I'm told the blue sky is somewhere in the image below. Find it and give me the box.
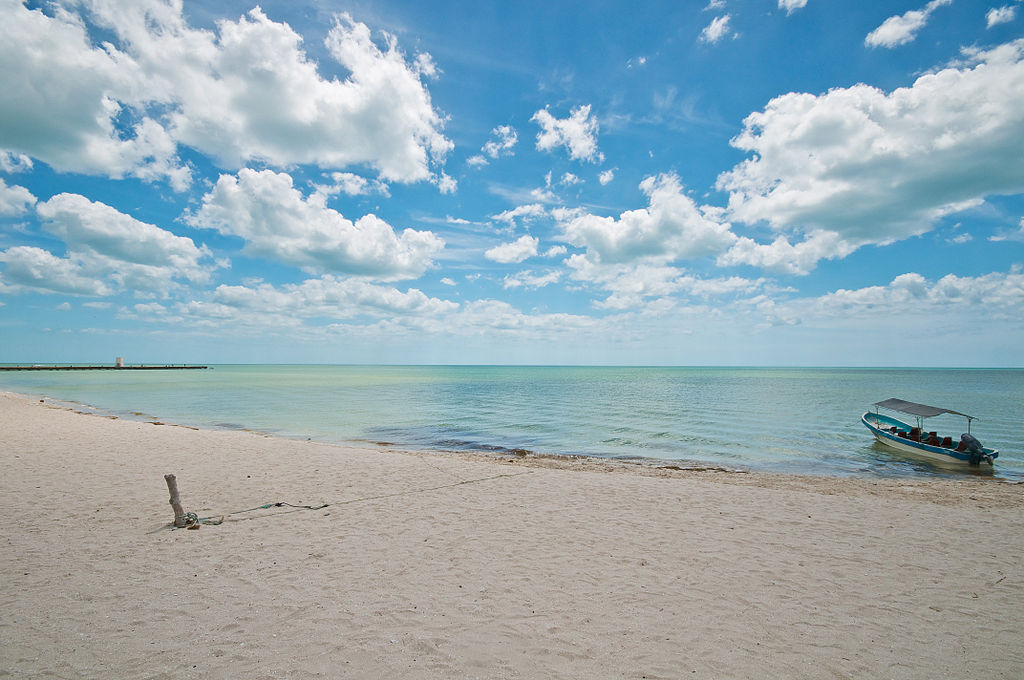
[1,0,1023,365]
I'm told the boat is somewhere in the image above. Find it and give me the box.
[861,398,998,467]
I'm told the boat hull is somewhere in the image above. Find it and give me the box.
[861,412,998,465]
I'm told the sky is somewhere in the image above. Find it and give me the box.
[1,0,1023,366]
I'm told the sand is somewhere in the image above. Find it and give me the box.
[1,391,1022,679]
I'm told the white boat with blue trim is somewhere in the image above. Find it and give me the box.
[862,398,998,467]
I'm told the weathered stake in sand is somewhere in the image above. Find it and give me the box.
[163,474,190,528]
[1,391,1022,678]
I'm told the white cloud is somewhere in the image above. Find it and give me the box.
[188,168,444,280]
[317,172,390,197]
[532,105,603,163]
[566,256,688,309]
[485,235,539,263]
[184,10,452,182]
[433,171,458,195]
[988,217,1024,241]
[209,276,458,320]
[447,299,599,338]
[37,193,212,288]
[481,125,518,160]
[865,0,952,48]
[0,1,190,189]
[700,15,734,45]
[769,270,1024,326]
[0,246,112,297]
[440,277,456,286]
[718,39,1024,272]
[56,302,72,311]
[779,0,808,14]
[717,231,858,275]
[502,269,562,289]
[560,172,582,186]
[0,179,36,217]
[544,245,568,258]
[490,204,548,227]
[562,173,736,265]
[146,275,460,332]
[0,3,451,188]
[987,5,1018,28]
[0,153,32,173]
[4,193,214,296]
[599,169,616,185]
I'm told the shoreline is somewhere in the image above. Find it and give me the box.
[2,390,1022,678]
[6,385,1019,484]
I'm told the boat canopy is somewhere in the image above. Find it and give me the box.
[873,398,973,420]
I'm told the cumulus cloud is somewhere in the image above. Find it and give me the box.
[987,5,1018,28]
[38,193,212,285]
[0,2,451,188]
[0,1,189,188]
[0,179,36,217]
[779,0,808,14]
[450,299,598,337]
[532,105,603,163]
[598,169,616,185]
[208,276,458,321]
[772,270,1024,326]
[562,173,736,265]
[132,275,460,333]
[700,15,734,45]
[0,246,112,296]
[433,171,458,195]
[0,152,33,174]
[484,235,539,263]
[718,39,1024,272]
[490,204,548,228]
[1,193,213,297]
[477,125,518,164]
[566,256,688,309]
[316,172,390,198]
[187,168,444,279]
[564,254,767,310]
[865,0,952,48]
[502,269,562,289]
[717,231,858,275]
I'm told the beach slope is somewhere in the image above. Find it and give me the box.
[1,392,1022,678]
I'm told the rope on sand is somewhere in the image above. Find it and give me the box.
[189,470,534,527]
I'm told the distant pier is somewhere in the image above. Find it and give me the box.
[0,364,209,371]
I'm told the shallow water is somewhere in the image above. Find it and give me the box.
[2,365,1021,480]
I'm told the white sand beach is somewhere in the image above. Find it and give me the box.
[1,391,1022,679]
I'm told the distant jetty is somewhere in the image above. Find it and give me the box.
[0,364,208,371]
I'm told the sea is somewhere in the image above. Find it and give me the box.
[2,365,1021,481]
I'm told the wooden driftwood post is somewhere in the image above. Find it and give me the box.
[164,473,189,528]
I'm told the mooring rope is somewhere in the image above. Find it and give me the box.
[186,470,533,527]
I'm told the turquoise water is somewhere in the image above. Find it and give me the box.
[2,365,1021,480]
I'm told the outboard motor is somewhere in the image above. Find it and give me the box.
[960,433,988,465]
